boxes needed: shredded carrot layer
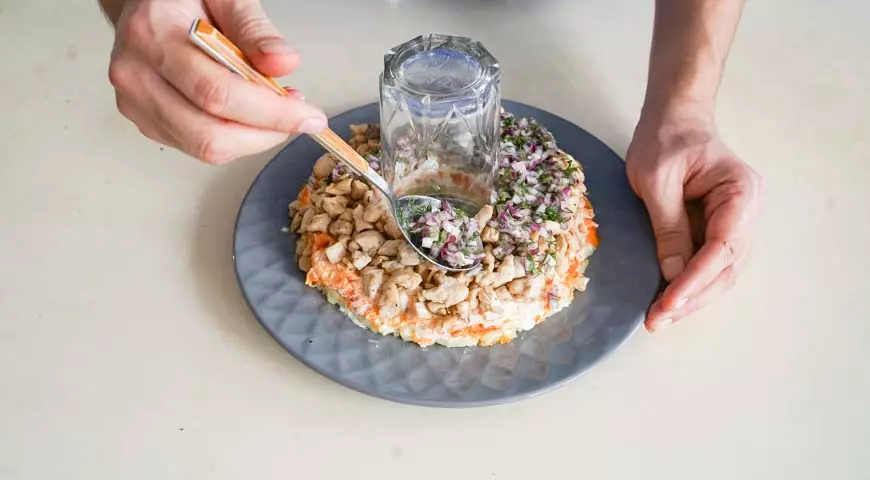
[298,185,311,206]
[306,237,382,329]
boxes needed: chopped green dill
[398,200,433,227]
[526,255,538,275]
[543,206,562,222]
[411,202,431,218]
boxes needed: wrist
[631,99,718,160]
[641,69,718,122]
[639,97,716,134]
[643,47,723,120]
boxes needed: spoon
[188,19,482,272]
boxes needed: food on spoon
[400,199,485,269]
[288,111,598,347]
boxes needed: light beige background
[1,1,868,479]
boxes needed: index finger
[660,238,742,310]
[156,43,326,134]
[659,188,755,310]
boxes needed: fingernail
[298,118,327,134]
[673,296,687,311]
[661,256,685,281]
[283,87,305,100]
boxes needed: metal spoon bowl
[342,162,483,272]
[394,195,485,273]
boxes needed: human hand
[107,0,327,164]
[626,102,763,332]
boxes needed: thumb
[640,175,694,282]
[208,0,300,78]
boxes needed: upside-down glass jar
[379,34,501,214]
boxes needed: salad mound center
[288,112,598,347]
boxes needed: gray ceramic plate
[234,101,660,407]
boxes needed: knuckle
[120,11,153,46]
[194,133,233,165]
[267,108,297,132]
[108,59,134,91]
[115,96,145,129]
[721,265,738,289]
[641,164,681,195]
[631,158,661,180]
[192,76,230,116]
[115,96,165,145]
[740,166,765,215]
[721,239,738,265]
[235,16,278,45]
[115,95,132,118]
[654,226,687,245]
[649,160,683,181]
[136,125,161,143]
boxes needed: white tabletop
[1,1,868,478]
